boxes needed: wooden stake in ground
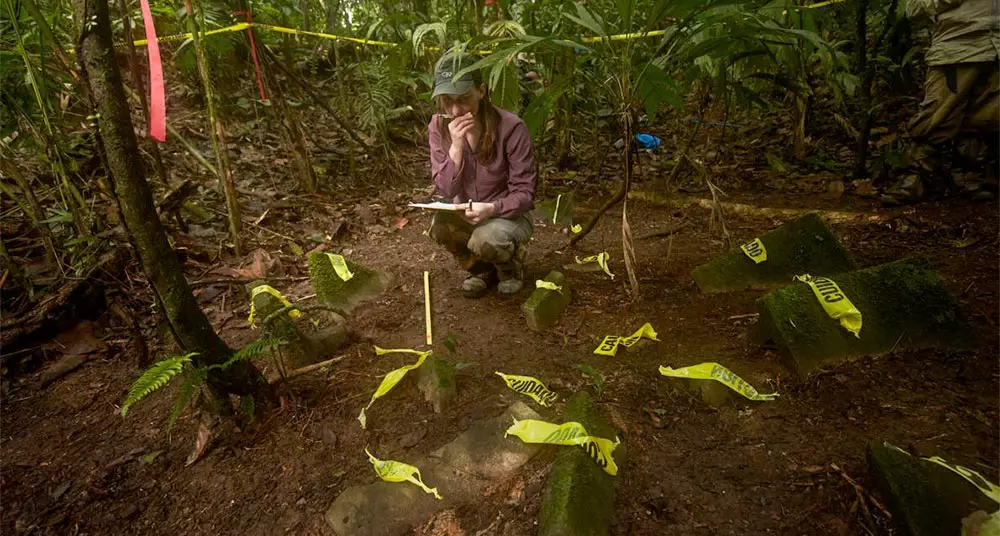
[424,271,433,346]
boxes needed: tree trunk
[852,0,872,178]
[75,0,268,400]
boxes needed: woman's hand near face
[447,113,475,165]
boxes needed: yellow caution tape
[505,419,619,476]
[365,448,442,499]
[575,252,615,280]
[248,284,301,326]
[658,362,778,401]
[594,322,658,356]
[357,347,430,429]
[495,372,558,407]
[535,280,563,293]
[794,274,862,337]
[740,238,767,264]
[118,22,672,50]
[885,443,1000,503]
[325,252,354,281]
[924,456,1000,503]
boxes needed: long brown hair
[435,83,502,165]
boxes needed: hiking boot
[496,247,527,297]
[462,269,497,299]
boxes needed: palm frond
[121,353,196,417]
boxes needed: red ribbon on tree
[234,9,267,103]
[139,0,166,142]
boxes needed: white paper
[408,202,467,211]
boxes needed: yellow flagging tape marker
[535,280,563,293]
[794,274,862,337]
[324,253,354,281]
[118,22,672,51]
[886,443,1000,503]
[594,322,658,356]
[571,223,583,234]
[505,419,620,476]
[365,448,442,499]
[247,284,301,326]
[358,347,430,429]
[495,372,558,407]
[658,362,778,401]
[575,252,615,280]
[740,238,767,264]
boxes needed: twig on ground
[271,355,347,384]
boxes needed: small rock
[523,271,572,331]
[825,180,845,199]
[398,428,427,449]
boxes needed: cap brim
[432,80,474,98]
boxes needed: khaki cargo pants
[910,62,999,140]
[430,212,532,280]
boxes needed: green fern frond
[121,353,196,417]
[166,369,205,433]
[217,338,283,370]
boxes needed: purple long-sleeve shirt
[429,106,536,219]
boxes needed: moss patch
[523,271,572,332]
[538,392,620,536]
[308,252,386,313]
[245,280,312,368]
[868,442,995,536]
[417,353,456,414]
[691,213,856,293]
[753,258,974,376]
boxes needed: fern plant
[121,339,282,431]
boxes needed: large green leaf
[521,80,570,141]
[564,2,606,37]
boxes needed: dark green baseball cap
[432,53,482,98]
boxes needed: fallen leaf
[185,422,212,467]
[234,249,282,279]
[393,218,410,230]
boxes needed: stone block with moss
[691,213,856,293]
[246,280,312,368]
[751,258,973,377]
[417,353,456,413]
[308,252,386,314]
[523,271,572,332]
[868,442,996,536]
[538,392,622,536]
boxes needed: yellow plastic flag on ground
[658,362,778,401]
[365,448,442,499]
[505,419,619,476]
[248,284,301,326]
[740,238,767,264]
[358,348,430,429]
[325,252,354,281]
[495,372,558,407]
[575,252,615,280]
[794,274,862,337]
[535,280,563,292]
[594,322,659,356]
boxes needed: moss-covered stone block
[308,252,386,313]
[246,280,312,368]
[691,213,856,293]
[868,442,995,536]
[538,392,621,536]
[523,271,572,332]
[417,353,456,413]
[752,258,973,377]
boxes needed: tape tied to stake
[325,252,354,281]
[248,284,301,326]
[365,448,442,499]
[357,348,430,429]
[740,238,767,264]
[535,280,563,293]
[594,322,659,356]
[495,372,558,407]
[658,362,778,401]
[575,252,615,280]
[794,274,862,337]
[571,224,582,234]
[505,419,620,476]
[884,443,1000,503]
